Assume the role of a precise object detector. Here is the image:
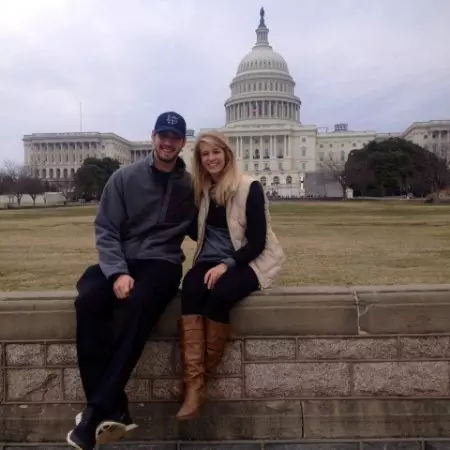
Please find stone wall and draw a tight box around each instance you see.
[2,285,450,447]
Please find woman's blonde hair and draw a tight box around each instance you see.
[191,131,240,207]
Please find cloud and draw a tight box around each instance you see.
[0,0,449,163]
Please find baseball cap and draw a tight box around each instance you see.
[153,111,187,138]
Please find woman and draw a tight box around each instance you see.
[175,131,285,421]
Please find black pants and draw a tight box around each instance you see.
[181,261,259,323]
[74,259,181,415]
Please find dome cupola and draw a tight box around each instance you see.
[225,8,301,125]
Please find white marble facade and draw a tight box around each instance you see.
[23,8,450,197]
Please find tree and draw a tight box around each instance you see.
[74,157,120,201]
[0,170,13,195]
[22,177,45,206]
[1,161,29,205]
[319,160,349,199]
[55,179,76,201]
[344,138,450,198]
[420,150,449,202]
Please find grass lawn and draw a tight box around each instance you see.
[1,201,449,291]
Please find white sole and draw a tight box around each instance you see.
[75,411,138,431]
[95,420,127,445]
[66,430,87,450]
[74,411,138,445]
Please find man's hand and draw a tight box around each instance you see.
[113,274,135,299]
[204,263,228,290]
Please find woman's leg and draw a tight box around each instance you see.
[204,265,259,375]
[176,262,214,421]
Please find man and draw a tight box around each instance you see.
[67,111,196,450]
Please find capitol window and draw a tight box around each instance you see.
[286,176,292,184]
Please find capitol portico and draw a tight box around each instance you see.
[23,8,450,198]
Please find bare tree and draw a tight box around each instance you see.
[2,160,29,206]
[23,177,45,206]
[319,159,348,199]
[56,178,76,201]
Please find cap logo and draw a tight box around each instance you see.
[166,114,179,125]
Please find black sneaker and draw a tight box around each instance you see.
[95,410,138,445]
[66,408,99,450]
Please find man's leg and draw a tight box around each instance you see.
[175,262,214,421]
[90,259,182,438]
[68,264,116,449]
[75,264,117,402]
[203,265,259,375]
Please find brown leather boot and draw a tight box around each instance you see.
[205,318,230,376]
[175,315,205,421]
[171,319,231,399]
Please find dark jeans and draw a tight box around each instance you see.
[74,259,182,415]
[181,261,259,323]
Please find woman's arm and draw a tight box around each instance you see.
[222,180,267,268]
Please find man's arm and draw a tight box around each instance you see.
[94,171,129,280]
[187,213,198,241]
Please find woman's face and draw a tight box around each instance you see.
[199,142,226,178]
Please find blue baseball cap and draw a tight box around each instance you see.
[153,111,187,138]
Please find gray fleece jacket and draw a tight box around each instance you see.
[94,153,196,279]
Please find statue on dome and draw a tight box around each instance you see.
[259,7,265,26]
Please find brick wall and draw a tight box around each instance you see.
[2,285,450,446]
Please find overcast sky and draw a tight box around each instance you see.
[1,0,449,163]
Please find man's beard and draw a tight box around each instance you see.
[156,147,178,162]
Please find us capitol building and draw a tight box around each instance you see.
[23,8,450,198]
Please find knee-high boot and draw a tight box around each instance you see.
[172,318,231,398]
[205,318,230,375]
[175,315,206,421]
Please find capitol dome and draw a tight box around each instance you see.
[237,47,290,75]
[225,8,301,125]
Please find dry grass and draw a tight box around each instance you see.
[1,201,450,291]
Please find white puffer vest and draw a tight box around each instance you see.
[193,174,285,289]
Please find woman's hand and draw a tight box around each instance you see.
[204,263,228,290]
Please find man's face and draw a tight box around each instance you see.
[152,131,185,164]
